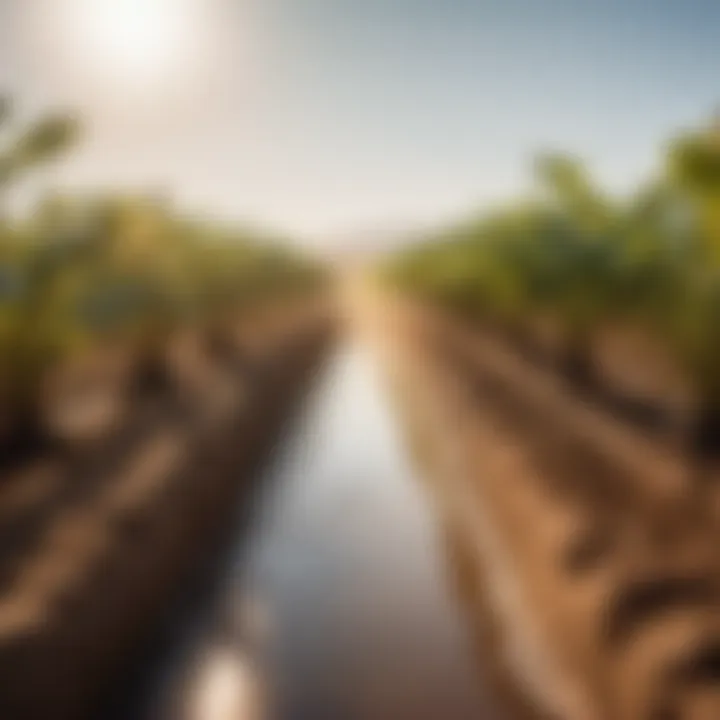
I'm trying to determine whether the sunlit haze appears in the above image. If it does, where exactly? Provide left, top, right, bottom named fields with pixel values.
left=69, top=0, right=199, bottom=83
left=1, top=0, right=719, bottom=248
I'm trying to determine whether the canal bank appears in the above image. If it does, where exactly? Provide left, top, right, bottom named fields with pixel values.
left=0, top=312, right=334, bottom=720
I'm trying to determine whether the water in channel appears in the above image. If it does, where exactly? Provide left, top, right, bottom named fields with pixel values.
left=146, top=342, right=490, bottom=720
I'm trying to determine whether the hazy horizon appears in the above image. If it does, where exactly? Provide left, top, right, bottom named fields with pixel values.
left=1, top=0, right=719, bottom=248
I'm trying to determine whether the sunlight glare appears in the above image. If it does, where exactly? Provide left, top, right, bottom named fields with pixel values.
left=76, top=0, right=198, bottom=83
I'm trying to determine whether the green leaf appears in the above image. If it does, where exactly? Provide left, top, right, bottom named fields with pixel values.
left=14, top=115, right=79, bottom=165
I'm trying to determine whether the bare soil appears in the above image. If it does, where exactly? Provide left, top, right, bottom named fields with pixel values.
left=369, top=289, right=720, bottom=720
left=0, top=296, right=335, bottom=720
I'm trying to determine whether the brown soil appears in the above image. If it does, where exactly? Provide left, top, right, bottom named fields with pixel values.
left=369, top=289, right=720, bottom=720
left=0, top=296, right=335, bottom=720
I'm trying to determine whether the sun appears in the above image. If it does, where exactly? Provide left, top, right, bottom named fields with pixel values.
left=76, top=0, right=196, bottom=83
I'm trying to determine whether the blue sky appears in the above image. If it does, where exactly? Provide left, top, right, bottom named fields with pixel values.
left=1, top=0, right=719, bottom=246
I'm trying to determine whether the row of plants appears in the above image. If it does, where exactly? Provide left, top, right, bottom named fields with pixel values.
left=0, top=98, right=328, bottom=460
left=385, top=115, right=720, bottom=458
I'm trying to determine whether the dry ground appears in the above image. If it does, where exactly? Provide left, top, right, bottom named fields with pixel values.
left=360, top=285, right=720, bottom=720
left=0, top=296, right=334, bottom=720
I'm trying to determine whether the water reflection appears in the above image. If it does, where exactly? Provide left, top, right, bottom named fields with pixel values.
left=189, top=647, right=265, bottom=720
left=154, top=343, right=488, bottom=720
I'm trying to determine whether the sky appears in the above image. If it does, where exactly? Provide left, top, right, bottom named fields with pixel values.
left=1, top=0, right=719, bottom=249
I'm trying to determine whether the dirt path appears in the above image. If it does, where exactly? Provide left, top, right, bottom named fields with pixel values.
left=0, top=299, right=334, bottom=720
left=360, top=284, right=720, bottom=720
